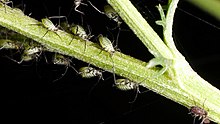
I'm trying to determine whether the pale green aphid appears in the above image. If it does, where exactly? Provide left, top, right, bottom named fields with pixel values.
left=52, top=53, right=78, bottom=81
left=25, top=44, right=43, bottom=55
left=41, top=18, right=58, bottom=31
left=98, top=34, right=116, bottom=85
left=98, top=34, right=115, bottom=55
left=79, top=66, right=103, bottom=80
left=86, top=2, right=122, bottom=26
left=104, top=5, right=122, bottom=27
left=16, top=42, right=44, bottom=64
left=103, top=5, right=122, bottom=47
left=71, top=25, right=93, bottom=40
left=70, top=24, right=93, bottom=51
left=41, top=18, right=62, bottom=42
left=22, top=42, right=43, bottom=61
left=0, top=39, right=21, bottom=50
left=21, top=52, right=39, bottom=63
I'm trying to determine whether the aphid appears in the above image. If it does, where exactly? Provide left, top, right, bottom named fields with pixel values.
left=40, top=18, right=63, bottom=42
left=189, top=98, right=210, bottom=124
left=74, top=0, right=87, bottom=15
left=115, top=78, right=140, bottom=103
left=78, top=66, right=104, bottom=80
left=87, top=2, right=122, bottom=26
left=52, top=53, right=78, bottom=81
left=20, top=52, right=40, bottom=63
left=189, top=106, right=210, bottom=124
left=104, top=5, right=122, bottom=47
left=71, top=24, right=93, bottom=40
left=86, top=2, right=122, bottom=27
left=98, top=34, right=117, bottom=86
left=98, top=34, right=115, bottom=56
left=102, top=4, right=123, bottom=47
left=0, top=0, right=13, bottom=13
left=7, top=41, right=44, bottom=64
left=0, top=39, right=21, bottom=50
left=70, top=24, right=93, bottom=51
left=19, top=42, right=44, bottom=63
left=104, top=5, right=122, bottom=28
left=79, top=66, right=104, bottom=97
left=86, top=2, right=122, bottom=47
left=115, top=78, right=139, bottom=91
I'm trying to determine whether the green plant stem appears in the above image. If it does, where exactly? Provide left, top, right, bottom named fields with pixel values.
left=107, top=0, right=173, bottom=59
left=107, top=0, right=220, bottom=123
left=0, top=1, right=220, bottom=123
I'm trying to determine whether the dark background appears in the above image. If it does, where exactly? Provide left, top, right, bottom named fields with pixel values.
left=1, top=0, right=220, bottom=124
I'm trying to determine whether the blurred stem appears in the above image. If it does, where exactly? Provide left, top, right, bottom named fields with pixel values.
left=187, top=0, right=220, bottom=21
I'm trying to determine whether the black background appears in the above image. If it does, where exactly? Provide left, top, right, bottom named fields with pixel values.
left=1, top=0, right=220, bottom=124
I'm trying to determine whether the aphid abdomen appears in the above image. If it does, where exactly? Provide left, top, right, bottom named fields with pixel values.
left=79, top=67, right=94, bottom=78
left=79, top=67, right=103, bottom=79
left=41, top=18, right=57, bottom=31
left=98, top=34, right=115, bottom=54
left=115, top=79, right=138, bottom=91
left=71, top=25, right=90, bottom=40
left=53, top=54, right=70, bottom=66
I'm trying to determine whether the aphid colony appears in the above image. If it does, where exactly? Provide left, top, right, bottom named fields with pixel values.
left=0, top=28, right=45, bottom=63
left=0, top=1, right=148, bottom=106
left=1, top=2, right=216, bottom=124
left=1, top=27, right=136, bottom=92
left=1, top=3, right=213, bottom=124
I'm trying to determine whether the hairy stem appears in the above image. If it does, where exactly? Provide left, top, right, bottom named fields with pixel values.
left=107, top=0, right=220, bottom=123
left=0, top=1, right=220, bottom=123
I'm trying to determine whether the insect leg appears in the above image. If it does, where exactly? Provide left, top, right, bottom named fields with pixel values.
left=87, top=0, right=105, bottom=14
